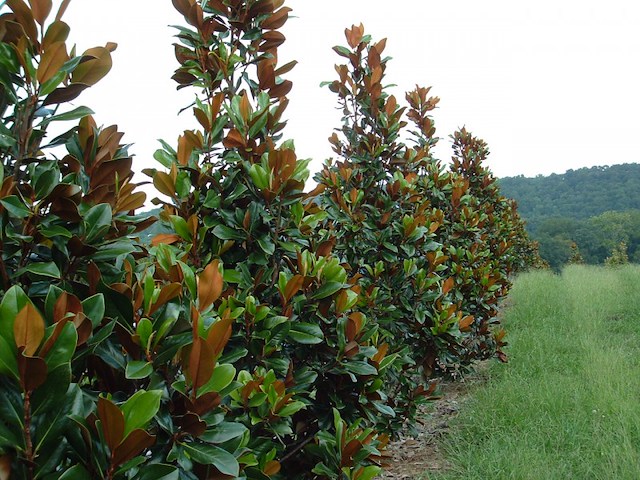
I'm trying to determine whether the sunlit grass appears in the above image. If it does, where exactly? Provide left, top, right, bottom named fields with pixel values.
left=431, top=265, right=640, bottom=480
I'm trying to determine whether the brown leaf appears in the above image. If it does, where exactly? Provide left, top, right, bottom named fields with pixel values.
left=13, top=303, right=45, bottom=356
left=268, top=79, right=292, bottom=98
left=264, top=460, right=281, bottom=476
left=28, top=0, right=52, bottom=26
left=283, top=274, right=304, bottom=303
left=71, top=46, right=113, bottom=86
left=53, top=291, right=82, bottom=323
left=180, top=412, right=206, bottom=437
left=149, top=283, right=182, bottom=315
left=7, top=0, right=38, bottom=46
left=97, top=396, right=125, bottom=451
left=262, top=6, right=291, bottom=30
left=186, top=337, right=215, bottom=391
left=151, top=233, right=181, bottom=246
left=177, top=134, right=193, bottom=166
left=442, top=277, right=454, bottom=295
left=112, top=429, right=155, bottom=467
left=346, top=312, right=363, bottom=342
left=0, top=454, right=10, bottom=480
left=197, top=259, right=223, bottom=312
left=42, top=83, right=89, bottom=106
left=205, top=310, right=233, bottom=358
left=17, top=353, right=47, bottom=392
left=54, top=0, right=71, bottom=21
left=458, top=315, right=474, bottom=333
left=153, top=172, right=176, bottom=198
left=222, top=129, right=245, bottom=149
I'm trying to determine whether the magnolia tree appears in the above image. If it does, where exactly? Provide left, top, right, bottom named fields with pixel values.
left=0, top=1, right=540, bottom=478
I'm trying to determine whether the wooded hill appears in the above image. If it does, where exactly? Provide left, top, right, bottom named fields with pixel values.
left=499, top=163, right=640, bottom=233
left=499, top=163, right=640, bottom=268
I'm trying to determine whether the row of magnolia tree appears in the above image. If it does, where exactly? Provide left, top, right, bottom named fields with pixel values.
left=0, top=1, right=542, bottom=479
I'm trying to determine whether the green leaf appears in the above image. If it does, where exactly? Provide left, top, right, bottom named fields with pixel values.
left=134, top=464, right=179, bottom=480
left=257, top=236, right=275, bottom=255
left=181, top=442, right=239, bottom=476
left=90, top=241, right=137, bottom=262
left=0, top=336, right=18, bottom=380
left=170, top=215, right=191, bottom=241
left=58, top=465, right=92, bottom=480
left=288, top=323, right=324, bottom=344
left=32, top=363, right=72, bottom=416
left=125, top=361, right=153, bottom=379
left=212, top=224, right=244, bottom=241
left=277, top=400, right=306, bottom=417
left=200, top=422, right=247, bottom=444
left=44, top=322, right=77, bottom=369
left=121, top=390, right=162, bottom=437
left=83, top=204, right=112, bottom=243
left=137, top=317, right=153, bottom=348
left=199, top=364, right=236, bottom=395
left=343, top=361, right=378, bottom=376
left=0, top=195, right=31, bottom=218
left=46, top=105, right=94, bottom=123
left=15, top=261, right=61, bottom=279
left=39, top=224, right=72, bottom=238
left=82, top=294, right=105, bottom=328
left=311, top=281, right=344, bottom=299
left=0, top=414, right=19, bottom=449
left=0, top=285, right=29, bottom=349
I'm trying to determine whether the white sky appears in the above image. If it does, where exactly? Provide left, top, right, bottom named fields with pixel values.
left=62, top=0, right=640, bottom=184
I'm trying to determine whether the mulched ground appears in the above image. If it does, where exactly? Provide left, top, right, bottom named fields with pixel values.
left=376, top=365, right=490, bottom=479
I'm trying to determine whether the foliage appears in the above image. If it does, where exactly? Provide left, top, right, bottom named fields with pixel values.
left=0, top=1, right=539, bottom=478
left=0, top=1, right=153, bottom=477
left=499, top=163, right=640, bottom=233
left=315, top=25, right=455, bottom=434
left=605, top=241, right=629, bottom=267
left=146, top=4, right=388, bottom=479
left=533, top=210, right=640, bottom=269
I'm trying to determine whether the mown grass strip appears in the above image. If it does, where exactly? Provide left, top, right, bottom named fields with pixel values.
left=431, top=265, right=640, bottom=480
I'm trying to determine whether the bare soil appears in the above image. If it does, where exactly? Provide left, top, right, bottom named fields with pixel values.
left=376, top=365, right=490, bottom=480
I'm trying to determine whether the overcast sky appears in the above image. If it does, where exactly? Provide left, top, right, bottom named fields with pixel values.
left=62, top=0, right=640, bottom=182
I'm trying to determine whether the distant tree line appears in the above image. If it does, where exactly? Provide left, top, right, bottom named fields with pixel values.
left=499, top=164, right=640, bottom=233
left=499, top=164, right=640, bottom=269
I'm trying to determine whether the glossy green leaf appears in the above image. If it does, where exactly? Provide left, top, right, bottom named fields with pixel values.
left=83, top=203, right=112, bottom=243
left=121, top=390, right=162, bottom=437
left=0, top=285, right=29, bottom=349
left=46, top=105, right=94, bottom=123
left=199, top=422, right=247, bottom=444
left=310, top=281, right=344, bottom=299
left=58, top=465, right=92, bottom=480
left=212, top=224, right=244, bottom=241
left=134, top=464, right=179, bottom=480
left=0, top=336, right=18, bottom=380
left=181, top=442, right=239, bottom=476
left=125, top=361, right=153, bottom=379
left=16, top=261, right=61, bottom=279
left=82, top=294, right=105, bottom=328
left=288, top=323, right=324, bottom=344
left=0, top=195, right=31, bottom=218
left=199, top=363, right=236, bottom=395
left=43, top=321, right=77, bottom=369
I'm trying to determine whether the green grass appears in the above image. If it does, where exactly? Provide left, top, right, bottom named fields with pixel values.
left=431, top=265, right=640, bottom=480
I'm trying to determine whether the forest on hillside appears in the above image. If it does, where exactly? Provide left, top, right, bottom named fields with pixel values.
left=499, top=163, right=640, bottom=233
left=499, top=164, right=640, bottom=268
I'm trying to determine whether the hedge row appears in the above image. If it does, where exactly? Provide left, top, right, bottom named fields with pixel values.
left=0, top=1, right=541, bottom=479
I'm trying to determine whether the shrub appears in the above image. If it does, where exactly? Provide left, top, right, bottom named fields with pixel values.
left=0, top=1, right=540, bottom=478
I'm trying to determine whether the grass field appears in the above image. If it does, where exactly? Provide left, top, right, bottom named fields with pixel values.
left=431, top=265, right=640, bottom=480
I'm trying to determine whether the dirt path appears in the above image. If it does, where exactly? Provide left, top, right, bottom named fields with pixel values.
left=377, top=366, right=490, bottom=479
